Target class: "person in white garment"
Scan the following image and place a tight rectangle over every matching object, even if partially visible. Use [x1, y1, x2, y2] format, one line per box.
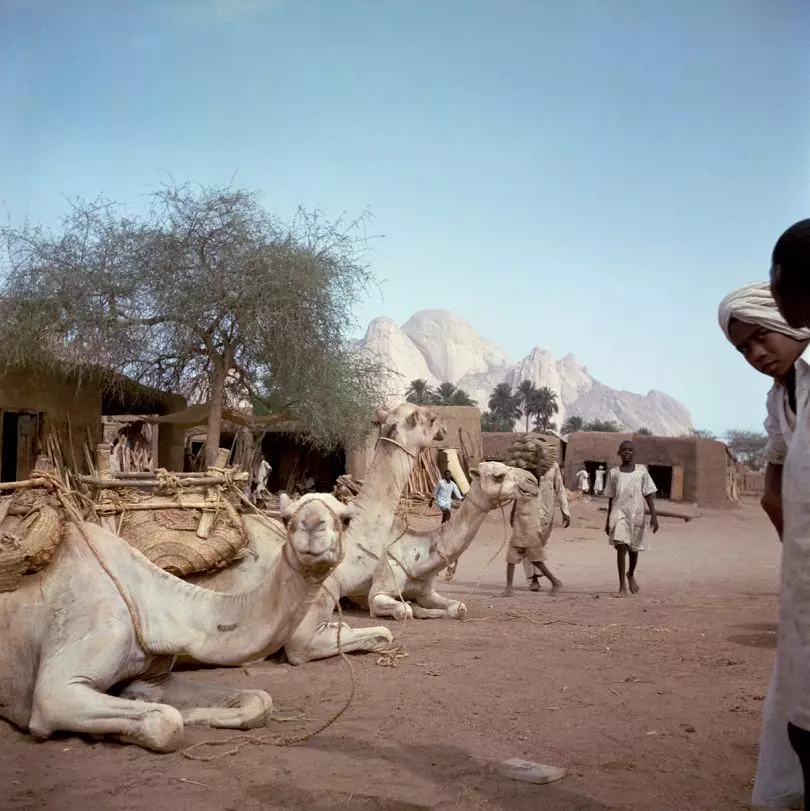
[432, 469, 463, 523]
[504, 459, 570, 595]
[718, 277, 810, 809]
[603, 441, 658, 598]
[594, 465, 606, 495]
[576, 468, 590, 494]
[253, 454, 272, 504]
[769, 220, 810, 806]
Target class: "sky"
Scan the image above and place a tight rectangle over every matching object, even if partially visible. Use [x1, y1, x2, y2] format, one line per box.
[2, 0, 809, 433]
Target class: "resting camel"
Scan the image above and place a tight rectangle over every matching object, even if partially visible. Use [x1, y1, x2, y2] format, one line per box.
[369, 462, 539, 620]
[191, 403, 445, 664]
[0, 493, 350, 752]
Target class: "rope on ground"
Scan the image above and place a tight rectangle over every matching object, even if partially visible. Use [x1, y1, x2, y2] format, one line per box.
[181, 602, 356, 762]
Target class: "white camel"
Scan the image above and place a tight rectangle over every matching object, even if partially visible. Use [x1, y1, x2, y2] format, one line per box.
[368, 462, 539, 620]
[190, 403, 446, 664]
[0, 492, 350, 752]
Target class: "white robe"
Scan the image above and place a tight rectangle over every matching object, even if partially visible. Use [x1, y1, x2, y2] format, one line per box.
[752, 351, 809, 808]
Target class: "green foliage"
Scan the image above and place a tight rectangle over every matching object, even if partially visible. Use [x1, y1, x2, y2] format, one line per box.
[0, 184, 384, 458]
[488, 382, 522, 428]
[636, 427, 653, 436]
[480, 410, 515, 432]
[583, 420, 621, 433]
[405, 378, 437, 405]
[561, 415, 584, 434]
[434, 381, 476, 406]
[725, 429, 768, 471]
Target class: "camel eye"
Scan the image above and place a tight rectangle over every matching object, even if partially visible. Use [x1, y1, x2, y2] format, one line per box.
[493, 472, 505, 481]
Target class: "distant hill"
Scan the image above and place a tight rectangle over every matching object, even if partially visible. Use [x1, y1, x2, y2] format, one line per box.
[354, 309, 693, 437]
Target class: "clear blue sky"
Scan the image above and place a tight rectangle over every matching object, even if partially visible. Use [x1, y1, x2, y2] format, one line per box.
[3, 0, 809, 433]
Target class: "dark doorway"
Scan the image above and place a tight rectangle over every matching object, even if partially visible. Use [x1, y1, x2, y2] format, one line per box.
[648, 465, 673, 499]
[1, 411, 19, 482]
[584, 459, 609, 494]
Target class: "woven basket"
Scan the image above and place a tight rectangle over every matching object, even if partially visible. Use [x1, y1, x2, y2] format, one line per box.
[119, 507, 249, 577]
[0, 491, 65, 592]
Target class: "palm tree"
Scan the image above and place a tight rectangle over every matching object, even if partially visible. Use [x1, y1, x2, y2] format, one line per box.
[434, 382, 457, 405]
[480, 411, 514, 432]
[561, 415, 584, 435]
[450, 388, 476, 406]
[531, 386, 559, 432]
[636, 427, 653, 436]
[517, 380, 538, 432]
[405, 378, 437, 405]
[488, 383, 522, 428]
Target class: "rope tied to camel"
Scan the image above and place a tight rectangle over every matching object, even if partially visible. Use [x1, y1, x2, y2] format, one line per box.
[181, 599, 356, 761]
[376, 435, 417, 459]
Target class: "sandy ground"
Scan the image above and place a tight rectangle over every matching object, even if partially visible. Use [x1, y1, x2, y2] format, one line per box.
[0, 496, 783, 810]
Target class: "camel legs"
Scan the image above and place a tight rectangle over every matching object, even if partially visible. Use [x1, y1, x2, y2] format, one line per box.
[369, 591, 415, 620]
[412, 589, 466, 620]
[283, 587, 394, 665]
[29, 682, 184, 753]
[118, 663, 272, 731]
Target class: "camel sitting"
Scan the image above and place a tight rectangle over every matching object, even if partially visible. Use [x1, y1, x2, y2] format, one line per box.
[368, 462, 539, 620]
[191, 403, 446, 665]
[0, 492, 350, 752]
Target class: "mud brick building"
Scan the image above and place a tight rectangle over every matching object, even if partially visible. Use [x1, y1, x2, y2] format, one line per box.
[563, 431, 731, 506]
[0, 363, 186, 481]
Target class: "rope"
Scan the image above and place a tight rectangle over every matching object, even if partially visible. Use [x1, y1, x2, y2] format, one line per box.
[181, 601, 356, 761]
[376, 436, 417, 459]
[461, 503, 511, 602]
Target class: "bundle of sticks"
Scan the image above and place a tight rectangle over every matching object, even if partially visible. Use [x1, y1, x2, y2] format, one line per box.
[403, 449, 443, 503]
[333, 474, 362, 504]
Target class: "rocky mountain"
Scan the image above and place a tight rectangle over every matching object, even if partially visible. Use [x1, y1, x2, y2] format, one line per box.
[357, 309, 693, 436]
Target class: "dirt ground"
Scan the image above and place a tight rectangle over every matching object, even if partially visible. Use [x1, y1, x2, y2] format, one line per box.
[0, 496, 782, 810]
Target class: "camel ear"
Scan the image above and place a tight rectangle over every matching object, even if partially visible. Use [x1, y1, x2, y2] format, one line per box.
[406, 409, 420, 428]
[374, 407, 389, 425]
[279, 493, 293, 523]
[468, 466, 480, 479]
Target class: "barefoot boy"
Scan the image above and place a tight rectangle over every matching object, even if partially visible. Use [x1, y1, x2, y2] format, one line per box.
[603, 440, 658, 597]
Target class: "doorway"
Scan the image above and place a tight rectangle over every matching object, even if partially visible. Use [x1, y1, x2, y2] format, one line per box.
[0, 410, 41, 483]
[648, 465, 673, 500]
[584, 460, 609, 494]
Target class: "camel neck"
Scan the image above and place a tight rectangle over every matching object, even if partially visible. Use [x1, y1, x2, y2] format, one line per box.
[348, 438, 417, 545]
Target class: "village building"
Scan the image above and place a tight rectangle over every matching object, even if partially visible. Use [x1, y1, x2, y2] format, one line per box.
[0, 363, 186, 481]
[562, 431, 732, 506]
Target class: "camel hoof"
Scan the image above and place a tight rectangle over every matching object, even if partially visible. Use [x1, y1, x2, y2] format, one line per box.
[138, 706, 185, 753]
[393, 603, 414, 621]
[240, 690, 273, 729]
[449, 602, 467, 620]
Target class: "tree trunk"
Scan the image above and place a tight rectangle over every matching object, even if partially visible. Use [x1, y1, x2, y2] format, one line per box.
[205, 362, 227, 467]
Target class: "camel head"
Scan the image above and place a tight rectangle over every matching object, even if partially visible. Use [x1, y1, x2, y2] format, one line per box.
[279, 492, 352, 581]
[374, 403, 446, 453]
[468, 462, 539, 510]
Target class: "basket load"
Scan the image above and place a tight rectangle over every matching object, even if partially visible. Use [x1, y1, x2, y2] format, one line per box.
[0, 485, 65, 592]
[90, 451, 253, 578]
[505, 434, 559, 477]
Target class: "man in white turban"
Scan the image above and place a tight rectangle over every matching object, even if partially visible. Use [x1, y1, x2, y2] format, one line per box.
[719, 279, 810, 808]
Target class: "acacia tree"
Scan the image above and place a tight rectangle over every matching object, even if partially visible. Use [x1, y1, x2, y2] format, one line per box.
[561, 415, 584, 434]
[725, 429, 768, 471]
[0, 185, 384, 464]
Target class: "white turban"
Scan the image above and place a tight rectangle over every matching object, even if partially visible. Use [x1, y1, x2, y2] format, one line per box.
[718, 281, 810, 343]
